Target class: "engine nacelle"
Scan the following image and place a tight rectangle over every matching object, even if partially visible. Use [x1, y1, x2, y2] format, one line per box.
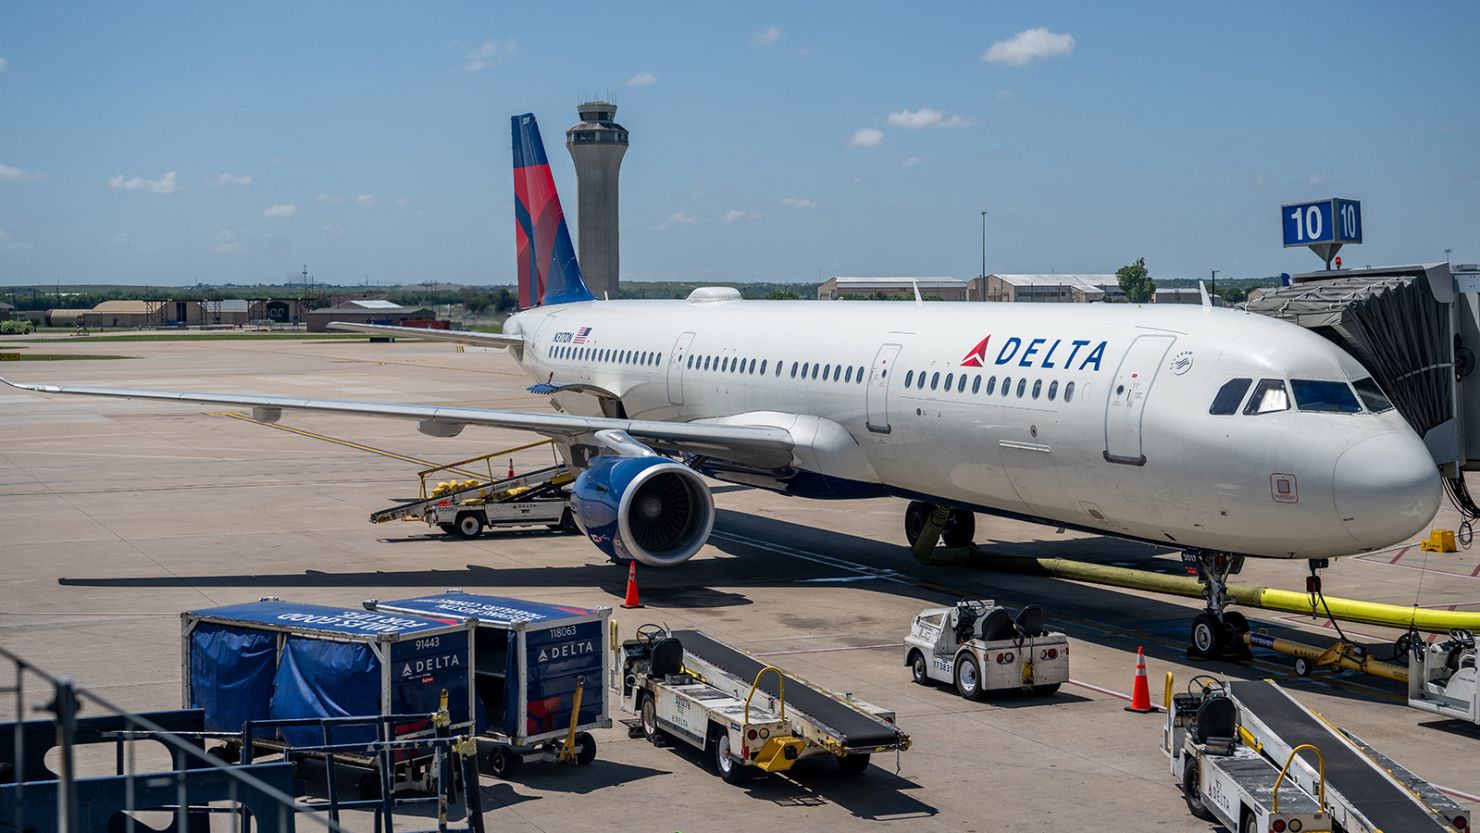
[569, 455, 715, 567]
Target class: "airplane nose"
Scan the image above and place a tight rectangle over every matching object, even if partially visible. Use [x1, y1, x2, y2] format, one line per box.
[1333, 432, 1441, 550]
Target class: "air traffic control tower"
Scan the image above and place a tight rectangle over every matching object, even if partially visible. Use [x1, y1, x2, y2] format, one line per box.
[565, 101, 629, 300]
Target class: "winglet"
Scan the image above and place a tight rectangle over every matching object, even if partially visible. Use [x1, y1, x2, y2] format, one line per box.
[1198, 281, 1212, 310]
[912, 280, 923, 306]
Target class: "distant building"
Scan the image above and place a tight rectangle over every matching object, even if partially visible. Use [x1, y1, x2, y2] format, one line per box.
[305, 299, 439, 333]
[817, 276, 967, 301]
[0, 301, 12, 320]
[971, 274, 1121, 303]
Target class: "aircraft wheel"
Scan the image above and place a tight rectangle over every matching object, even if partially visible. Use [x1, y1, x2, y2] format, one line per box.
[941, 510, 975, 547]
[1189, 613, 1223, 659]
[908, 650, 929, 685]
[903, 501, 931, 546]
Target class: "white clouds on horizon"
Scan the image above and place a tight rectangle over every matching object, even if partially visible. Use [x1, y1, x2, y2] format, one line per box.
[356, 194, 379, 206]
[657, 211, 698, 230]
[780, 197, 815, 209]
[263, 203, 296, 218]
[752, 25, 781, 47]
[214, 171, 252, 186]
[627, 71, 657, 87]
[212, 229, 245, 254]
[886, 107, 971, 129]
[721, 209, 763, 224]
[463, 38, 516, 72]
[0, 163, 43, 182]
[848, 128, 884, 147]
[982, 27, 1075, 66]
[107, 171, 177, 194]
[316, 193, 341, 203]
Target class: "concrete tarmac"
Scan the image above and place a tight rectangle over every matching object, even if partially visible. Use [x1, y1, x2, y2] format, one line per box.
[1, 334, 1476, 831]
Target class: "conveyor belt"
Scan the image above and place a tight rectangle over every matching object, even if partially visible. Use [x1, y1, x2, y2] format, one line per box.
[1229, 681, 1453, 833]
[671, 630, 905, 751]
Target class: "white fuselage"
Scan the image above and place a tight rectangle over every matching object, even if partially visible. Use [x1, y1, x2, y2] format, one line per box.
[504, 297, 1440, 560]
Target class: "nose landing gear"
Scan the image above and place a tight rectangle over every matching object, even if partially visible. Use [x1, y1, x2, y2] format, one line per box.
[1186, 550, 1251, 659]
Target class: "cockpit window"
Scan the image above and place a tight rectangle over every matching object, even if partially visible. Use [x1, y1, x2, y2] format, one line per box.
[1209, 378, 1252, 415]
[1352, 377, 1395, 413]
[1291, 379, 1362, 414]
[1243, 378, 1290, 415]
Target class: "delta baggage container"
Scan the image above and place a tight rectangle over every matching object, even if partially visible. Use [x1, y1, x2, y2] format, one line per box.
[181, 599, 479, 758]
[364, 591, 611, 777]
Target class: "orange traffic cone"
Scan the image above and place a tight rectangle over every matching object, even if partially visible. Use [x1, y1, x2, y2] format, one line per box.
[507, 459, 515, 479]
[1125, 646, 1155, 713]
[621, 561, 643, 609]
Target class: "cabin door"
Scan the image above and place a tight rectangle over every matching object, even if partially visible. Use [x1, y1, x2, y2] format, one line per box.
[1103, 334, 1176, 465]
[666, 332, 696, 406]
[866, 343, 902, 434]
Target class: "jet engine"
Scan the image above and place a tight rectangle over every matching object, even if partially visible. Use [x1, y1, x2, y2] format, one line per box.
[569, 455, 715, 567]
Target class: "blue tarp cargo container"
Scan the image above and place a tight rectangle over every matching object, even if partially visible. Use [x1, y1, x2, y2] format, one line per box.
[181, 599, 478, 749]
[364, 592, 610, 746]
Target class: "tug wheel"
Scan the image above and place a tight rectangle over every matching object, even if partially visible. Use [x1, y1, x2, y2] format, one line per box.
[954, 654, 985, 701]
[1182, 757, 1216, 822]
[575, 732, 597, 766]
[453, 513, 484, 540]
[908, 650, 929, 685]
[484, 745, 519, 779]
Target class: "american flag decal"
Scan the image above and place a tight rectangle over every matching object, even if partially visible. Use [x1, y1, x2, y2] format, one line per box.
[572, 326, 591, 344]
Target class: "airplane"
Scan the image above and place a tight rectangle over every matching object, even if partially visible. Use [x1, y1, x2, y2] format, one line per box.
[1, 113, 1442, 659]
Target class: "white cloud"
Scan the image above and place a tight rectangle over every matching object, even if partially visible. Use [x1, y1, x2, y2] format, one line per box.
[627, 71, 657, 87]
[1253, 174, 1269, 187]
[212, 229, 245, 254]
[0, 163, 42, 182]
[656, 211, 698, 230]
[848, 128, 884, 147]
[886, 107, 971, 129]
[323, 223, 344, 236]
[721, 209, 763, 224]
[780, 197, 815, 209]
[465, 39, 498, 72]
[903, 155, 921, 168]
[315, 193, 341, 203]
[0, 58, 7, 72]
[1308, 173, 1327, 186]
[0, 229, 24, 250]
[995, 88, 1013, 101]
[982, 27, 1076, 66]
[107, 171, 177, 194]
[263, 203, 296, 218]
[355, 194, 379, 206]
[753, 25, 781, 47]
[214, 171, 252, 186]
[393, 196, 409, 207]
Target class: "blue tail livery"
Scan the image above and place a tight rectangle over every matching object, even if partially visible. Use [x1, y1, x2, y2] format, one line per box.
[512, 113, 596, 308]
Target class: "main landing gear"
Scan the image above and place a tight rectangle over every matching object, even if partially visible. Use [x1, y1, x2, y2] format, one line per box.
[903, 501, 975, 549]
[1185, 550, 1251, 659]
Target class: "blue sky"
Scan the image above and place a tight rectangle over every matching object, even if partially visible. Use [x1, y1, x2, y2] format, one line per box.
[1, 2, 1475, 286]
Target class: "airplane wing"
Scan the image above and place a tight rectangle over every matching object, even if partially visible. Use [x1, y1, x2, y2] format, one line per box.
[0, 376, 795, 468]
[327, 321, 523, 349]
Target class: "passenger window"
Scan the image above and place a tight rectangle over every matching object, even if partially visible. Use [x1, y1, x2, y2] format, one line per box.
[1291, 379, 1362, 413]
[957, 374, 967, 393]
[802, 362, 810, 379]
[1048, 380, 1058, 400]
[811, 364, 819, 380]
[986, 376, 996, 395]
[1032, 379, 1042, 399]
[791, 362, 798, 378]
[846, 366, 854, 383]
[1016, 379, 1026, 398]
[1065, 381, 1075, 402]
[655, 353, 661, 365]
[1209, 378, 1252, 415]
[760, 359, 768, 375]
[857, 366, 865, 383]
[1244, 379, 1290, 415]
[1352, 378, 1393, 412]
[1002, 376, 1011, 396]
[944, 373, 954, 391]
[704, 356, 712, 371]
[971, 375, 981, 394]
[917, 371, 926, 389]
[930, 372, 940, 390]
[749, 359, 756, 374]
[823, 364, 831, 381]
[686, 355, 693, 369]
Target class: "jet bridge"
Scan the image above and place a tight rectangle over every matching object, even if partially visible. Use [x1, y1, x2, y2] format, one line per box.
[1245, 263, 1480, 515]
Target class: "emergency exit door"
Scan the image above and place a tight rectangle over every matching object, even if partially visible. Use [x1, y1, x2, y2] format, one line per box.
[866, 343, 902, 433]
[1103, 334, 1176, 465]
[667, 332, 695, 406]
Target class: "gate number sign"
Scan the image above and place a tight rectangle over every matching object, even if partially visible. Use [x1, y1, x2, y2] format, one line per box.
[1282, 198, 1362, 247]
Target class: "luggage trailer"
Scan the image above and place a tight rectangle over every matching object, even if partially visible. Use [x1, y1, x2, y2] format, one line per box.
[619, 627, 910, 783]
[364, 591, 611, 778]
[902, 600, 1069, 699]
[181, 600, 479, 791]
[1164, 677, 1466, 833]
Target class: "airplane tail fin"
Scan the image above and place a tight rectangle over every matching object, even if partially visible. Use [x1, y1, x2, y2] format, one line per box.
[512, 113, 596, 309]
